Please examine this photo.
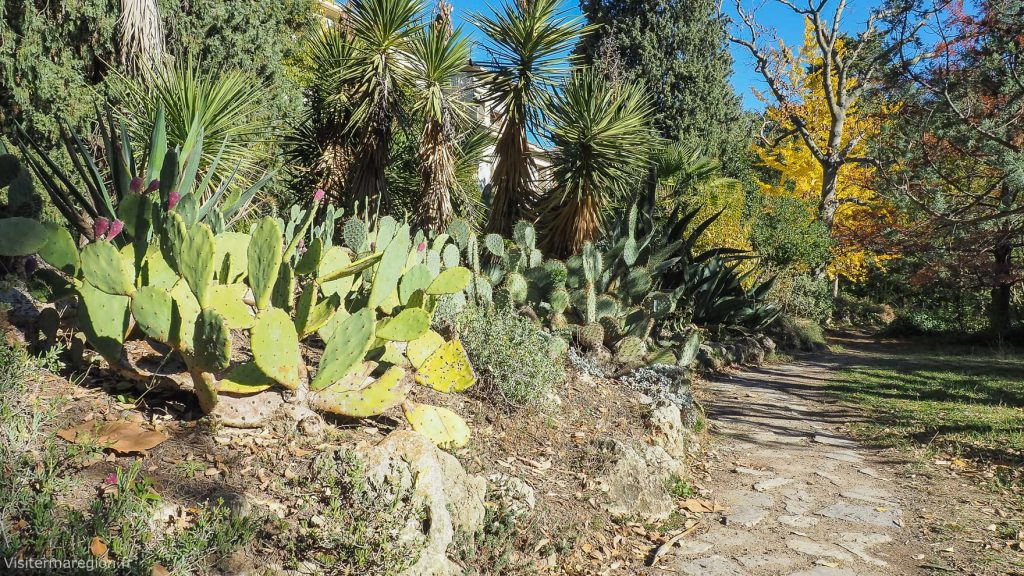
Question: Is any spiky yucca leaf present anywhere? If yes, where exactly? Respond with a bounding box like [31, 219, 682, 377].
[473, 0, 585, 236]
[537, 70, 658, 256]
[409, 20, 473, 233]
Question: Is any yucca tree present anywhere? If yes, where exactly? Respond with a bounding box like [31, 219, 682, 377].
[537, 70, 658, 256]
[285, 26, 358, 203]
[408, 16, 472, 233]
[344, 0, 425, 220]
[473, 0, 584, 237]
[118, 0, 165, 75]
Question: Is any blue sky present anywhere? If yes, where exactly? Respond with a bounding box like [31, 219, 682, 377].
[447, 0, 880, 111]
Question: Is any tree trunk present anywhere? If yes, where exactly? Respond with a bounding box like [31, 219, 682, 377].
[818, 162, 840, 234]
[812, 161, 841, 279]
[990, 241, 1012, 337]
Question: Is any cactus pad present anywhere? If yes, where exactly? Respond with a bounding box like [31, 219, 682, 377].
[192, 309, 231, 372]
[180, 223, 216, 307]
[312, 308, 375, 391]
[317, 246, 355, 298]
[615, 335, 647, 364]
[81, 241, 136, 296]
[78, 281, 130, 362]
[447, 219, 471, 249]
[248, 217, 283, 310]
[426, 266, 472, 295]
[0, 217, 49, 256]
[169, 280, 201, 349]
[399, 264, 432, 304]
[251, 308, 302, 389]
[37, 223, 79, 276]
[441, 243, 460, 268]
[295, 238, 324, 276]
[577, 322, 605, 350]
[513, 220, 536, 251]
[213, 232, 251, 284]
[414, 338, 475, 393]
[549, 288, 570, 313]
[504, 272, 528, 303]
[312, 366, 411, 418]
[218, 362, 275, 394]
[208, 284, 255, 329]
[368, 223, 411, 309]
[342, 217, 369, 252]
[141, 244, 178, 290]
[677, 330, 702, 366]
[272, 264, 295, 311]
[406, 330, 445, 369]
[376, 308, 430, 342]
[402, 402, 471, 449]
[131, 286, 175, 343]
[483, 233, 505, 257]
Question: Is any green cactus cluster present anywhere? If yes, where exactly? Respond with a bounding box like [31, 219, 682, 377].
[19, 188, 479, 447]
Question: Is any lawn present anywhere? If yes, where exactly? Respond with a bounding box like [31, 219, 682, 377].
[830, 347, 1024, 470]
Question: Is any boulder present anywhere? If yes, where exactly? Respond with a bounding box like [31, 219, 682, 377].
[359, 431, 486, 576]
[594, 438, 685, 522]
[647, 402, 695, 461]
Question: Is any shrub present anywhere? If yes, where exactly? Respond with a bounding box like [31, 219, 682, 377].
[454, 306, 565, 407]
[766, 271, 833, 324]
[769, 314, 828, 352]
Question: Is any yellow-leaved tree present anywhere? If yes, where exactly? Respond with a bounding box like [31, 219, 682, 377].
[753, 22, 894, 282]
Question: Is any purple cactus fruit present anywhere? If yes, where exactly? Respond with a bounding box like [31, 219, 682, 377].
[145, 179, 160, 194]
[417, 241, 427, 253]
[297, 238, 307, 255]
[107, 220, 124, 241]
[168, 191, 181, 210]
[130, 176, 144, 194]
[314, 188, 326, 202]
[93, 217, 111, 239]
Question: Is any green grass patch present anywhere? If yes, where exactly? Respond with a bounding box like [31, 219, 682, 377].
[830, 348, 1024, 468]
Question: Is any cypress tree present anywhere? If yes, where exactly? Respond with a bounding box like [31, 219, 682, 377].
[578, 0, 749, 173]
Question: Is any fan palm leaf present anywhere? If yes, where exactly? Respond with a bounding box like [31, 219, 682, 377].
[537, 70, 658, 256]
[473, 0, 585, 236]
[408, 20, 472, 233]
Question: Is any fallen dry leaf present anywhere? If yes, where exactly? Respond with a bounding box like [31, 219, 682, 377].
[152, 564, 171, 576]
[89, 536, 107, 557]
[680, 498, 724, 513]
[58, 421, 169, 454]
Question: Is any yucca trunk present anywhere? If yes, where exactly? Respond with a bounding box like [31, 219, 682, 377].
[538, 184, 602, 257]
[349, 124, 392, 220]
[485, 120, 536, 236]
[119, 0, 165, 75]
[414, 119, 458, 233]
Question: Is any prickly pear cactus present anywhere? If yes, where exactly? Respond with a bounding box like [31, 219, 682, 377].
[578, 322, 605, 350]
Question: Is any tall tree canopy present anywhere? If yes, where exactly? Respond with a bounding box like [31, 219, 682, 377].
[577, 0, 747, 170]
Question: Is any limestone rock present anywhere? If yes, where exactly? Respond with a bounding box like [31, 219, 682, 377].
[594, 438, 684, 522]
[487, 473, 536, 518]
[647, 402, 693, 462]
[358, 431, 486, 576]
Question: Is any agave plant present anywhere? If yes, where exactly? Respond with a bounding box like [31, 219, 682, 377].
[473, 0, 584, 237]
[14, 107, 270, 240]
[343, 0, 425, 219]
[408, 16, 473, 234]
[537, 70, 658, 256]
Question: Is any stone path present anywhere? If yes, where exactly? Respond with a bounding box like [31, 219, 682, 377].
[669, 354, 930, 575]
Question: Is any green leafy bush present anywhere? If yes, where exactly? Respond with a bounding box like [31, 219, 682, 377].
[769, 314, 827, 352]
[750, 195, 832, 271]
[454, 306, 565, 407]
[766, 272, 833, 324]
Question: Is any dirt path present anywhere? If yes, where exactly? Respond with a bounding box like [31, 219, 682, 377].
[667, 342, 986, 576]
